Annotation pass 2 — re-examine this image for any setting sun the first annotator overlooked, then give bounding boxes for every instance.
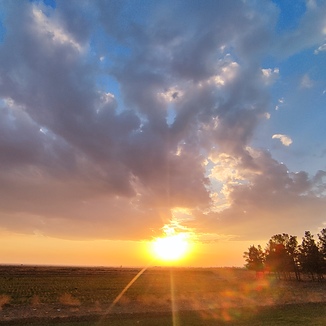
[151,234,190,262]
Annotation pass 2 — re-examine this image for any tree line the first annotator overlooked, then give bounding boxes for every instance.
[243,228,326,281]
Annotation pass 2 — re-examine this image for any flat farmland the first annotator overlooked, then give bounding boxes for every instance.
[0,265,325,325]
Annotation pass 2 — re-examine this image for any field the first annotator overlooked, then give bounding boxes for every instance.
[0,265,325,325]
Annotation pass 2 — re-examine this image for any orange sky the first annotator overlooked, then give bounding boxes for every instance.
[1,1,326,269]
[0,232,263,267]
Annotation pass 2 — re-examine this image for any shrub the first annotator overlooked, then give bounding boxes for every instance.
[30,294,41,306]
[0,294,10,310]
[58,293,80,307]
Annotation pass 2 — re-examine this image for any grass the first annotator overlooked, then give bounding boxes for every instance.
[7,302,326,326]
[0,266,325,325]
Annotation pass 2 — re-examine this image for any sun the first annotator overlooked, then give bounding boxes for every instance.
[151,233,190,262]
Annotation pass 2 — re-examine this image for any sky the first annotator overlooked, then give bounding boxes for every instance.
[0,0,325,267]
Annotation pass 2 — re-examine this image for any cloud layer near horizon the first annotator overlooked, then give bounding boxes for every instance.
[0,0,325,241]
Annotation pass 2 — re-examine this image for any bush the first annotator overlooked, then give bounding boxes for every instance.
[0,294,10,310]
[58,293,80,307]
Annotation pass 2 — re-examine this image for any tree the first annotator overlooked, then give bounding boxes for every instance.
[298,231,323,281]
[317,228,326,273]
[287,234,301,281]
[265,234,299,280]
[243,245,265,277]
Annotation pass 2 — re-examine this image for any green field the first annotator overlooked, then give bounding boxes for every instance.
[0,266,325,325]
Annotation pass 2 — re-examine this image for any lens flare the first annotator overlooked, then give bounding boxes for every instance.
[152,233,189,262]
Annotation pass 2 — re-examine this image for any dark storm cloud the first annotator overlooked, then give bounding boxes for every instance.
[0,0,325,240]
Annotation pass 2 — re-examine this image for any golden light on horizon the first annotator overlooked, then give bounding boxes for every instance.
[151,233,190,263]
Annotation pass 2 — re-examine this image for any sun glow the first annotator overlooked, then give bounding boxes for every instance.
[151,233,190,262]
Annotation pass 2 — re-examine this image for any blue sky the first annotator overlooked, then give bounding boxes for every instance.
[0,0,325,255]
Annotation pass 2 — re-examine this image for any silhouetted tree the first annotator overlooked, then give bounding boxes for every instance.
[265,234,299,280]
[318,228,326,273]
[243,230,326,282]
[287,234,301,281]
[243,245,265,277]
[298,231,324,281]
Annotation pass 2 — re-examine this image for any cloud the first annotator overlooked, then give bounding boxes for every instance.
[272,134,293,146]
[0,0,324,242]
[300,74,314,88]
[314,43,326,54]
[261,67,279,85]
[275,1,326,58]
[275,97,284,111]
[192,151,326,240]
[31,6,82,52]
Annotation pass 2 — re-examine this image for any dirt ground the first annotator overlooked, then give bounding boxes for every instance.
[0,266,326,324]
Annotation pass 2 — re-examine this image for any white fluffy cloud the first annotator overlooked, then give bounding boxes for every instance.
[272,134,293,146]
